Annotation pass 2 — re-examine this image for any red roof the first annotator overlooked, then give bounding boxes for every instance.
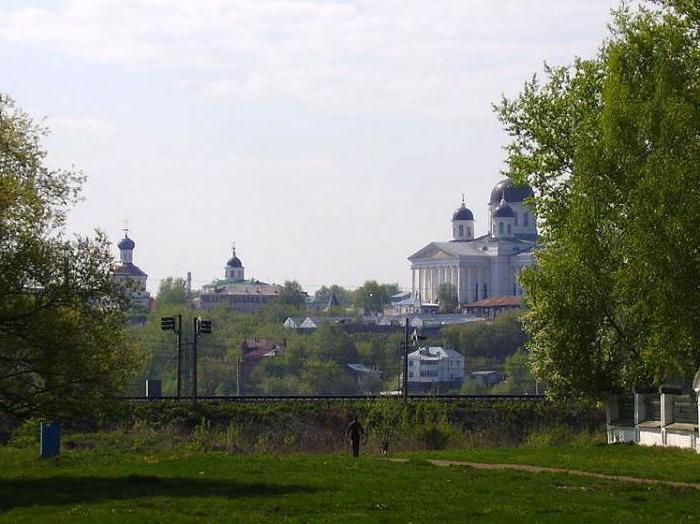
[467,295,522,308]
[241,338,280,352]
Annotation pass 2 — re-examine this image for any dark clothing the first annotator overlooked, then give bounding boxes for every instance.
[345,420,364,457]
[352,438,360,457]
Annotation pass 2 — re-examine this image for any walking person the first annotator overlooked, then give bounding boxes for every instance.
[345,415,364,458]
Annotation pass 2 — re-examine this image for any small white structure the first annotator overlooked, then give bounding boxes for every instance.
[607,384,699,450]
[407,346,464,392]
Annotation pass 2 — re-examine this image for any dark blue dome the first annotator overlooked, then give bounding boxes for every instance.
[494,201,515,218]
[118,236,135,250]
[227,256,243,268]
[489,179,534,205]
[452,204,474,221]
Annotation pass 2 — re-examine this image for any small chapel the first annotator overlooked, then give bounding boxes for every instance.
[408,179,537,306]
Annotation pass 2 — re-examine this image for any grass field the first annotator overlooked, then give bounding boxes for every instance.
[1,445,700,522]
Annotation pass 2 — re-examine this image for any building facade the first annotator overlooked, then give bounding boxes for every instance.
[408,179,537,306]
[199,245,282,312]
[407,346,465,391]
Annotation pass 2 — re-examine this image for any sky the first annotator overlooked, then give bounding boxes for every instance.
[0,0,620,294]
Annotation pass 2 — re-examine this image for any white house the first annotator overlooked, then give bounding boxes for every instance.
[407,346,465,392]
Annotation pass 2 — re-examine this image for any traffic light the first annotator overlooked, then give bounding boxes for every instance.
[198,319,212,334]
[161,316,176,331]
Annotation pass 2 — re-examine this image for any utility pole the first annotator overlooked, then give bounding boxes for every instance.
[192,317,212,400]
[176,314,182,398]
[236,356,241,396]
[192,317,198,400]
[160,315,181,398]
[403,318,409,400]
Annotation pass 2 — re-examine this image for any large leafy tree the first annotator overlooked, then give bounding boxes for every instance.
[0,95,140,418]
[496,2,700,399]
[352,280,399,314]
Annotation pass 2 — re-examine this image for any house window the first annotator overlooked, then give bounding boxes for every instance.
[483,283,488,299]
[409,361,413,367]
[409,372,413,378]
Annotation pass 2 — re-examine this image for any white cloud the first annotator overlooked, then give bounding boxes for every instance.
[0,0,619,117]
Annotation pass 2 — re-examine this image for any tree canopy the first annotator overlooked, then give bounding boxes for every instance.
[496,2,700,399]
[0,95,140,418]
[352,281,399,314]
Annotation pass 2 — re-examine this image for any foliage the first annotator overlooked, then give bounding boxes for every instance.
[441,312,526,361]
[156,277,188,306]
[352,280,399,313]
[495,2,700,399]
[437,283,458,313]
[314,285,353,307]
[0,94,140,419]
[278,280,307,307]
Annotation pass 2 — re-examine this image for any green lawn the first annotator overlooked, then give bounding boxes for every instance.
[1,446,699,522]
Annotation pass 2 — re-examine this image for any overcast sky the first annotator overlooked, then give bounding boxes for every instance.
[1,0,620,294]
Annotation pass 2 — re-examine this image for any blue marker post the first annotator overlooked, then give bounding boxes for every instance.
[39,421,60,458]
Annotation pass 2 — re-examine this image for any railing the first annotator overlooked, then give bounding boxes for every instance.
[673,394,698,424]
[117,393,546,402]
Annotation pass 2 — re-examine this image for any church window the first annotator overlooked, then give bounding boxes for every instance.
[458,224,464,237]
[467,227,471,237]
[507,224,512,234]
[514,213,518,226]
[524,213,529,227]
[498,222,504,235]
[475,282,479,301]
[483,283,488,299]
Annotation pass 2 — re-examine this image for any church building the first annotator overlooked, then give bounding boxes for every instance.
[112,231,151,323]
[408,179,537,306]
[199,245,282,312]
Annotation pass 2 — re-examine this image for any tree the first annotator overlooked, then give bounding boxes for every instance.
[309,323,358,364]
[441,312,526,361]
[0,95,140,418]
[278,280,307,307]
[352,281,399,314]
[437,283,458,313]
[495,2,700,399]
[156,277,188,306]
[314,285,352,307]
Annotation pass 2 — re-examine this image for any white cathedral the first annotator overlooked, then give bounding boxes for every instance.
[408,179,537,306]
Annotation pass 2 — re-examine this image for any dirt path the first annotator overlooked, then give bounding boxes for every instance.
[387,458,700,490]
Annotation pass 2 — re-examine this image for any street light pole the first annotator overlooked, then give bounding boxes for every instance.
[403,317,409,400]
[176,314,182,398]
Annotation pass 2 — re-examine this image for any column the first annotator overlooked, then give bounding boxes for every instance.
[466,267,473,304]
[411,269,416,296]
[457,266,463,304]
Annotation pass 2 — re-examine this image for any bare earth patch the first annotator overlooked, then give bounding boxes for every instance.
[418,459,700,490]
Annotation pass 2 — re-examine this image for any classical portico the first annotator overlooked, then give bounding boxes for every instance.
[408,179,536,306]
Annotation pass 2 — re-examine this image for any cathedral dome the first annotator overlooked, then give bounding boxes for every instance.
[227,255,243,268]
[118,235,135,250]
[489,179,534,205]
[452,203,474,221]
[494,199,515,218]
